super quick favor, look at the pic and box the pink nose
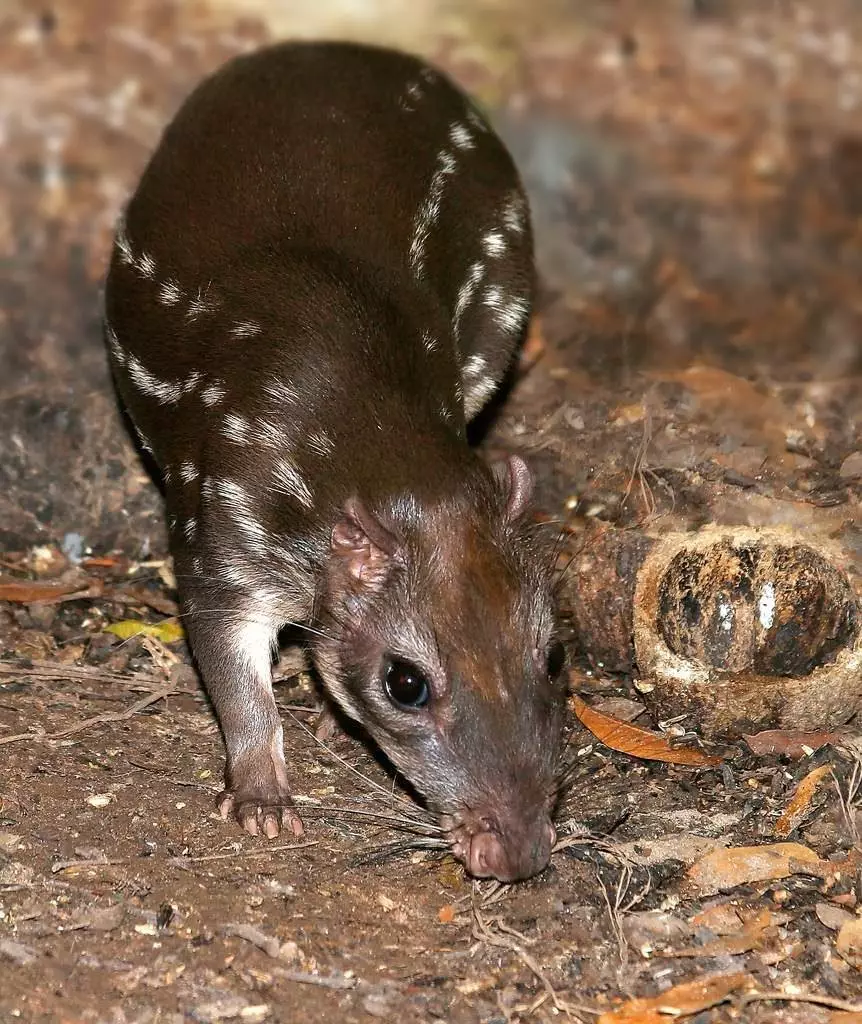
[467,821,556,882]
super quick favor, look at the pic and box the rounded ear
[331,498,400,586]
[493,454,534,522]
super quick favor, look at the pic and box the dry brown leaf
[597,971,753,1023]
[775,764,834,839]
[689,902,744,935]
[684,842,822,897]
[571,694,722,767]
[837,917,862,968]
[830,1013,862,1023]
[745,729,841,758]
[437,905,456,924]
[0,576,102,605]
[665,909,784,959]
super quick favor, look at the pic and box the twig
[0,687,177,746]
[737,990,862,1013]
[273,968,356,991]
[471,905,592,1020]
[167,841,317,865]
[0,660,166,687]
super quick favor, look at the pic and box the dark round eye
[384,659,431,709]
[546,640,566,680]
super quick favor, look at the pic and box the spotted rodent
[104,41,568,882]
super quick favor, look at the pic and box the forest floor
[1,1,861,1022]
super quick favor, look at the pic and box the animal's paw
[218,753,305,839]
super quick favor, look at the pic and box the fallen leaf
[689,902,744,935]
[685,842,822,897]
[775,764,834,838]
[816,902,855,932]
[438,904,456,924]
[665,909,785,958]
[570,694,722,767]
[830,1013,862,1023]
[104,619,185,643]
[745,729,841,758]
[597,971,753,1023]
[0,576,102,605]
[837,917,862,968]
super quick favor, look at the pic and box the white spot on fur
[422,330,438,354]
[222,412,251,444]
[158,278,183,305]
[449,123,474,150]
[482,229,507,258]
[179,461,198,485]
[191,555,203,576]
[466,105,487,133]
[273,456,313,509]
[230,320,261,339]
[306,430,334,457]
[255,418,288,449]
[105,323,126,367]
[409,149,457,277]
[126,352,184,404]
[464,353,488,378]
[483,286,530,334]
[400,78,424,111]
[226,619,277,686]
[453,261,485,335]
[167,513,177,533]
[502,191,527,235]
[263,379,299,405]
[137,252,157,279]
[463,375,497,416]
[214,478,271,556]
[183,517,197,543]
[114,217,134,265]
[439,402,452,422]
[186,288,217,322]
[201,381,226,407]
[163,465,174,486]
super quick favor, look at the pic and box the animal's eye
[546,640,566,680]
[384,659,431,709]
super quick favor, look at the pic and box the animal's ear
[493,454,533,522]
[330,498,400,587]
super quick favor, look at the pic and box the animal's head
[315,455,567,881]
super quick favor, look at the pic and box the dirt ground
[2,1,862,1021]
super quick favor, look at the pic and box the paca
[104,41,567,882]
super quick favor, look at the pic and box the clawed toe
[217,790,305,839]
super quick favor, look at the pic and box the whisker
[348,836,447,869]
[299,800,443,836]
[284,709,435,821]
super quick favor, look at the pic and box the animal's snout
[467,817,556,882]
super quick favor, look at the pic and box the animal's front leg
[182,585,304,839]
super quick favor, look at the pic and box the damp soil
[1,2,862,1022]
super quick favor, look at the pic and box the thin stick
[168,841,318,865]
[0,687,176,746]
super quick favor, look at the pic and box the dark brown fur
[104,41,567,882]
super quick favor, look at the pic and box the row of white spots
[114,213,255,342]
[409,148,457,278]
